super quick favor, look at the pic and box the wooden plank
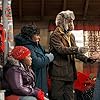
[63,0,67,10]
[41,0,45,17]
[19,0,22,20]
[83,0,89,18]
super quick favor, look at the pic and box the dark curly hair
[21,25,40,38]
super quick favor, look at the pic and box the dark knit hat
[21,25,40,38]
[11,46,31,60]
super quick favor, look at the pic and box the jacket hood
[55,10,75,26]
[14,34,33,45]
[3,57,20,73]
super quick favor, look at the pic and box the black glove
[69,47,78,53]
[78,47,88,54]
[87,58,96,64]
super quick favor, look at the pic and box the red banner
[74,24,100,31]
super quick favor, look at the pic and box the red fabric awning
[74,24,100,31]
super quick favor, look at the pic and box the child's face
[23,54,32,67]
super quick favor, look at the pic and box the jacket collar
[55,27,72,36]
[54,27,72,47]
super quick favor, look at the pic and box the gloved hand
[78,47,89,54]
[91,52,100,60]
[45,53,54,62]
[68,47,78,54]
[87,57,96,64]
[44,96,49,100]
[37,90,44,100]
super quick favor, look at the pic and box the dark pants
[93,73,100,100]
[51,79,74,100]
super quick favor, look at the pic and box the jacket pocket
[51,64,68,77]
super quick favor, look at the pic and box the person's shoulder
[14,33,22,41]
[14,33,23,40]
[7,57,19,64]
[14,33,21,37]
[50,30,58,38]
[3,57,20,73]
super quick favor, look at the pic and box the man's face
[63,18,74,31]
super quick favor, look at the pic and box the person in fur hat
[49,10,95,100]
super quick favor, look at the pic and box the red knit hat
[11,46,31,60]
